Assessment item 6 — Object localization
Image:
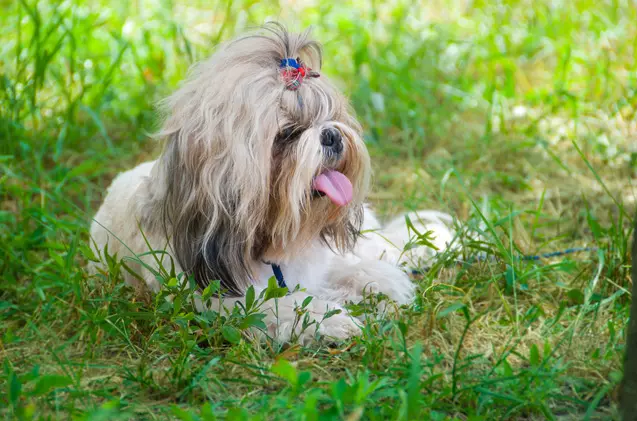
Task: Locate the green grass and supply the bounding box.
[1,0,636,419]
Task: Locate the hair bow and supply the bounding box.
[279,57,319,91]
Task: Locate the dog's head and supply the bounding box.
[149,23,371,294]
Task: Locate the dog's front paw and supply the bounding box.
[273,311,361,345]
[266,295,361,344]
[314,311,362,341]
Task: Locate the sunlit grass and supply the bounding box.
[1,0,635,419]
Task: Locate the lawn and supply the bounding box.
[1,0,636,419]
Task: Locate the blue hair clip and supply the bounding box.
[280,58,301,69]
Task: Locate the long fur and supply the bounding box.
[90,23,458,342]
[139,23,369,295]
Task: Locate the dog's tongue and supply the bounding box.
[312,170,353,206]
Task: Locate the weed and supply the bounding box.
[1,0,635,419]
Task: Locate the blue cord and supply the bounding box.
[410,246,599,275]
[517,246,598,261]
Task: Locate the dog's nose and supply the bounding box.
[321,128,343,153]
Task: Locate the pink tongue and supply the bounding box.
[312,170,353,206]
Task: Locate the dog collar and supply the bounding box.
[262,261,288,290]
[270,263,287,289]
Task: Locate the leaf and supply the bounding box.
[529,344,540,366]
[331,378,348,403]
[79,244,99,263]
[297,371,312,388]
[324,309,342,320]
[493,210,525,227]
[22,402,36,418]
[586,210,604,240]
[65,159,100,179]
[238,313,266,330]
[31,375,73,396]
[171,405,196,421]
[0,301,17,311]
[502,358,513,377]
[263,276,288,301]
[222,325,242,344]
[505,264,516,293]
[436,302,466,319]
[460,306,471,323]
[608,320,616,342]
[9,372,21,406]
[407,342,423,419]
[543,340,552,360]
[271,359,297,386]
[172,296,182,316]
[567,288,585,305]
[303,389,321,419]
[202,285,214,302]
[226,407,248,421]
[53,122,67,162]
[397,321,408,338]
[301,296,313,309]
[245,286,255,312]
[591,348,601,359]
[200,402,217,421]
[404,215,439,250]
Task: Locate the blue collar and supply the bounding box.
[271,264,287,289]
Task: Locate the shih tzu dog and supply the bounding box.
[90,23,456,343]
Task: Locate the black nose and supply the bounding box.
[321,128,343,153]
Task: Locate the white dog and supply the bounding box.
[90,24,456,343]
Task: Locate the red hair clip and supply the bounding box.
[279,57,319,91]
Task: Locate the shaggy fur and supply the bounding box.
[90,24,457,343]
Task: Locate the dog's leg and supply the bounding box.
[320,255,415,307]
[317,208,460,308]
[357,208,458,269]
[200,292,361,344]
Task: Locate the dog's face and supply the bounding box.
[264,81,369,261]
[148,24,371,294]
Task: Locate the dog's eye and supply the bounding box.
[275,126,302,144]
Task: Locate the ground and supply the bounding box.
[1,0,636,419]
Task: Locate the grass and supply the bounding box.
[1,0,636,419]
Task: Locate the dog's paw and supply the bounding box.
[373,264,416,305]
[270,309,361,345]
[314,311,362,341]
[266,295,361,344]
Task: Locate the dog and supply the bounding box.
[89,24,457,343]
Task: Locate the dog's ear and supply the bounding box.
[145,133,258,296]
[171,213,251,296]
[146,44,281,294]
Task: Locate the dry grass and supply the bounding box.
[1,0,636,419]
